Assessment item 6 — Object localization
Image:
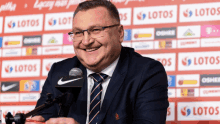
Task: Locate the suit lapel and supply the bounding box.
[73,63,88,124]
[99,47,129,123]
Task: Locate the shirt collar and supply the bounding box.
[86,56,120,78]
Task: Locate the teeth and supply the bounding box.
[85,48,97,52]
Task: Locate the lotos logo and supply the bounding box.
[193,106,220,116]
[119,13,127,21]
[144,53,175,72]
[183,9,193,17]
[181,106,191,116]
[137,12,146,20]
[5,65,13,73]
[8,21,16,28]
[180,3,220,23]
[182,57,192,66]
[15,64,37,72]
[46,63,52,71]
[157,58,172,67]
[179,52,220,71]
[5,64,37,73]
[2,59,40,78]
[4,14,43,33]
[48,17,71,26]
[7,19,40,28]
[133,5,176,25]
[45,12,73,31]
[48,18,57,26]
[167,107,171,116]
[178,102,220,121]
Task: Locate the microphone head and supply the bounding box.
[69,68,83,76]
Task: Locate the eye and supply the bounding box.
[93,28,101,31]
[90,28,102,34]
[74,31,83,36]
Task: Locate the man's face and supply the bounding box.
[72,7,124,72]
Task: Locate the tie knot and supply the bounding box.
[90,73,108,83]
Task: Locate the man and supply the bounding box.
[29,0,169,124]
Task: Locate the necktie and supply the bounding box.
[89,73,108,124]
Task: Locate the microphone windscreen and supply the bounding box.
[69,68,83,76]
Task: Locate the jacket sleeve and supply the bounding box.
[34,63,59,121]
[133,60,169,124]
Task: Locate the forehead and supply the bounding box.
[72,7,115,29]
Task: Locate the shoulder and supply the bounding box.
[122,47,168,89]
[49,56,82,75]
[55,56,79,66]
[121,47,166,83]
[122,47,162,68]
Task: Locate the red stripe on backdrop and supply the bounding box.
[0,0,219,16]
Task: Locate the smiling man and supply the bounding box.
[71,6,123,73]
[29,0,169,124]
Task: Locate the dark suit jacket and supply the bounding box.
[35,47,169,124]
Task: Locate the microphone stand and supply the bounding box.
[5,74,83,124]
[58,90,75,117]
[5,93,68,124]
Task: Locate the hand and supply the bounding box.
[25,115,45,124]
[46,117,79,124]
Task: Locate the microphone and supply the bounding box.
[69,68,83,76]
[5,68,85,123]
[56,68,84,92]
[55,68,84,117]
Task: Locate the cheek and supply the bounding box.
[73,43,81,51]
[102,33,118,45]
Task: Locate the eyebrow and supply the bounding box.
[72,25,103,31]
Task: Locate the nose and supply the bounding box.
[81,31,93,45]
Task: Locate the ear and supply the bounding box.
[118,25,124,43]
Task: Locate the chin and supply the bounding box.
[87,63,99,67]
[83,61,98,67]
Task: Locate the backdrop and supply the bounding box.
[0,0,220,123]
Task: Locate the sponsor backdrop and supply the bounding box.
[0,0,220,123]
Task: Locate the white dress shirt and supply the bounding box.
[86,57,119,124]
